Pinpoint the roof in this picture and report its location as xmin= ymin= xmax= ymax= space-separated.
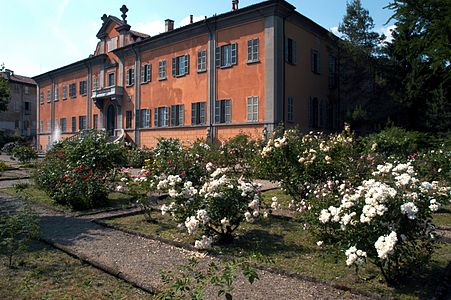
xmin=1 ymin=72 xmax=36 ymax=85
xmin=129 ymin=30 xmax=150 ymax=39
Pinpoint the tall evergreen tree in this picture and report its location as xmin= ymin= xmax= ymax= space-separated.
xmin=338 ymin=0 xmax=384 ymax=55
xmin=385 ymin=0 xmax=451 ymax=132
xmin=0 ymin=64 xmax=10 ymax=112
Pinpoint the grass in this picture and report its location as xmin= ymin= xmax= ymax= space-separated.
xmin=0 ymin=184 xmax=136 ymax=213
xmin=0 ymin=241 xmax=151 ymax=299
xmin=105 ymin=191 xmax=451 ymax=300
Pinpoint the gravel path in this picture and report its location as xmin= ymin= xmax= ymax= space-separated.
xmin=0 ymin=191 xmax=370 ymax=299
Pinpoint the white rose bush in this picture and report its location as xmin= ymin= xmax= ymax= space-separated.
xmin=157 ymin=164 xmax=264 ymax=248
xmin=259 ymin=126 xmax=450 ymax=283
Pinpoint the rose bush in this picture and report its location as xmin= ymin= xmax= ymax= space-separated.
xmin=34 ymin=130 xmax=127 ymax=210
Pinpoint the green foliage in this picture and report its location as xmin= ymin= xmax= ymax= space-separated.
xmin=385 ymin=0 xmax=451 ymax=132
xmin=338 ymin=0 xmax=384 ymax=55
xmin=156 ymin=257 xmax=259 ymax=300
xmin=0 ymin=205 xmax=40 ymax=267
xmin=34 ymin=130 xmax=127 ymax=210
xmin=0 ymin=64 xmax=10 ymax=112
xmin=361 ymin=127 xmax=429 ymax=158
xmin=10 ymin=144 xmax=37 ymax=163
xmin=0 ymin=160 xmax=8 ymax=174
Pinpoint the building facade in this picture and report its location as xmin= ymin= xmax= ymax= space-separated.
xmin=34 ymin=0 xmax=340 ymax=151
xmin=0 ymin=69 xmax=37 ymax=142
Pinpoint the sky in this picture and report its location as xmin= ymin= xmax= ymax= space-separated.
xmin=0 ymin=0 xmax=396 ymax=77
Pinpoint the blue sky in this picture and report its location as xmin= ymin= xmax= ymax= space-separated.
xmin=0 ymin=0 xmax=395 ymax=77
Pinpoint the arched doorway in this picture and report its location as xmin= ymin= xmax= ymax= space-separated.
xmin=106 ymin=104 xmax=116 ymax=136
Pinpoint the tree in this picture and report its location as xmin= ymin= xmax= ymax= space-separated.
xmin=338 ymin=0 xmax=384 ymax=56
xmin=385 ymin=0 xmax=451 ymax=132
xmin=0 ymin=64 xmax=10 ymax=112
xmin=337 ymin=1 xmax=396 ymax=132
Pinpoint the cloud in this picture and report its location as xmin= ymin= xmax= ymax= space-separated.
xmin=377 ymin=24 xmax=396 ymax=43
xmin=134 ymin=20 xmax=166 ymax=36
xmin=178 ymin=15 xmax=205 ymax=27
xmin=330 ymin=26 xmax=340 ymax=36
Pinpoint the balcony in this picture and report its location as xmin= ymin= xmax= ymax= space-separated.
xmin=92 ymin=86 xmax=124 ymax=109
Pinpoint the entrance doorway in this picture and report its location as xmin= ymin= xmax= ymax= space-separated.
xmin=106 ymin=104 xmax=116 ymax=136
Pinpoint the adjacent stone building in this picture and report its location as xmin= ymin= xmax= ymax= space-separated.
xmin=33 ymin=0 xmax=340 ymax=151
xmin=0 ymin=69 xmax=37 ymax=143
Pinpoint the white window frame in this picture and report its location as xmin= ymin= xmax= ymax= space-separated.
xmin=107 ymin=72 xmax=115 ymax=87
xmin=172 ymin=54 xmax=190 ymax=77
xmin=216 ymin=43 xmax=238 ymax=68
xmin=154 ymin=107 xmax=169 ymax=127
xmin=126 ymin=67 xmax=135 ymax=86
xmin=62 ymin=86 xmax=67 ymax=100
xmin=141 ymin=64 xmax=152 ymax=83
xmin=54 ymin=86 xmax=58 ymax=101
xmin=69 ymin=83 xmax=76 ymax=98
xmin=191 ymin=102 xmax=206 ymax=125
xmin=170 ymin=104 xmax=184 ymax=127
xmin=247 ymin=38 xmax=259 ymax=63
xmin=197 ymin=50 xmax=207 ymax=72
xmin=215 ymin=99 xmax=232 ymax=124
xmin=158 ymin=60 xmax=167 ymax=80
xmin=246 ymin=96 xmax=259 ymax=122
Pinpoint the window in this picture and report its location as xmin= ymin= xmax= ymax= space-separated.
xmin=40 ymin=92 xmax=44 ymax=104
xmin=141 ymin=64 xmax=152 ymax=83
xmin=285 ymin=37 xmax=297 ymax=64
xmin=172 ymin=55 xmax=190 ymax=77
xmin=24 ymin=86 xmax=29 ymax=95
xmin=247 ymin=38 xmax=259 ymax=63
xmin=171 ymin=104 xmax=184 ymax=127
xmin=93 ymin=77 xmax=98 ymax=91
xmin=107 ymin=72 xmax=115 ymax=87
xmin=140 ymin=109 xmax=151 ymax=128
xmin=107 ymin=37 xmax=118 ymax=52
xmin=60 ymin=118 xmax=67 ymax=132
xmin=79 ymin=81 xmax=87 ymax=96
xmin=287 ymin=97 xmax=294 ymax=122
xmin=24 ymin=102 xmax=30 ymax=115
xmin=215 ymin=99 xmax=231 ymax=124
xmin=328 ymin=55 xmax=337 ymax=89
xmin=311 ymin=49 xmax=320 ymax=74
xmin=79 ymin=116 xmax=86 ymax=130
xmin=125 ymin=110 xmax=133 ymax=129
xmin=197 ymin=50 xmax=207 ymax=72
xmin=71 ymin=117 xmax=76 ymax=132
xmin=309 ymin=97 xmax=319 ymax=128
xmin=158 ymin=60 xmax=167 ymax=80
xmin=69 ymin=83 xmax=76 ymax=98
xmin=246 ymin=96 xmax=259 ymax=122
xmin=126 ymin=67 xmax=135 ymax=86
xmin=154 ymin=107 xmax=169 ymax=127
xmin=47 ymin=89 xmax=51 ymax=102
xmin=62 ymin=86 xmax=67 ymax=99
xmin=54 ymin=86 xmax=58 ymax=101
xmin=191 ymin=102 xmax=206 ymax=125
xmin=39 ymin=121 xmax=44 ymax=133
xmin=47 ymin=120 xmax=51 ymax=133
xmin=93 ymin=114 xmax=98 ymax=129
xmin=216 ymin=43 xmax=238 ymax=68
xmin=15 ymin=120 xmax=19 ymax=129
xmin=23 ymin=120 xmax=29 ymax=130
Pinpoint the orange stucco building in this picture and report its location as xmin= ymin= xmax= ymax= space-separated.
xmin=34 ymin=0 xmax=340 ymax=151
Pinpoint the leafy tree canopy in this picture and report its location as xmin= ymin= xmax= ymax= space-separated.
xmin=0 ymin=64 xmax=10 ymax=112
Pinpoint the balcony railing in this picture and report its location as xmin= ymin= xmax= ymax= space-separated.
xmin=92 ymin=86 xmax=124 ymax=108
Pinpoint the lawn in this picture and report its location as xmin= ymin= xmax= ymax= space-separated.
xmin=0 ymin=241 xmax=151 ymax=299
xmin=104 ymin=190 xmax=451 ymax=300
xmin=0 ymin=184 xmax=136 ymax=213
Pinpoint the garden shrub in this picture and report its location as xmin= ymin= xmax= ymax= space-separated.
xmin=10 ymin=144 xmax=37 ymax=163
xmin=361 ymin=127 xmax=431 ymax=158
xmin=0 ymin=205 xmax=40 ymax=267
xmin=34 ymin=130 xmax=127 ymax=210
xmin=308 ymin=160 xmax=450 ymax=283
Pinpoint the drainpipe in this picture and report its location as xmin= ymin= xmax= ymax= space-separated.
xmin=132 ymin=46 xmax=141 ymax=146
xmin=206 ymin=17 xmax=217 ymax=142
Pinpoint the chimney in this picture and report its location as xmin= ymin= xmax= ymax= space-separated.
xmin=5 ymin=69 xmax=13 ymax=79
xmin=232 ymin=0 xmax=239 ymax=11
xmin=165 ymin=19 xmax=174 ymax=32
xmin=190 ymin=15 xmax=193 ymax=24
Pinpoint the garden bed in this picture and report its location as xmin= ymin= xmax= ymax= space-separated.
xmin=0 ymin=185 xmax=137 ymax=215
xmin=0 ymin=241 xmax=151 ymax=299
xmin=102 ymin=190 xmax=451 ymax=300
